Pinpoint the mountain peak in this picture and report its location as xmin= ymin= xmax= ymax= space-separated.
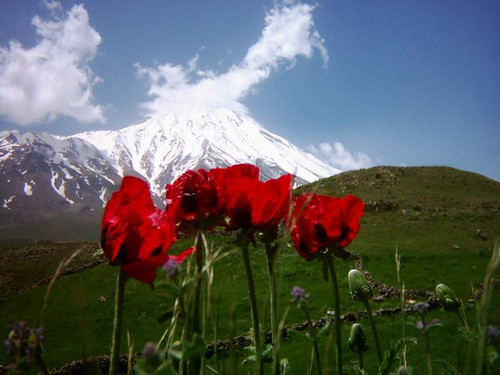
xmin=74 ymin=109 xmax=338 ymax=196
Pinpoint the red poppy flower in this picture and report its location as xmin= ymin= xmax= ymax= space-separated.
xmin=291 ymin=194 xmax=364 ymax=260
xmin=209 ymin=164 xmax=292 ymax=233
xmin=101 ymin=176 xmax=178 ymax=283
xmin=165 ymin=169 xmax=218 ymax=230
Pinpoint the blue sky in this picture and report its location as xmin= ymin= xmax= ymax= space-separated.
xmin=0 ymin=1 xmax=499 ymax=180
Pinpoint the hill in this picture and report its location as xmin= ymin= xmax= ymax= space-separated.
xmin=1 ymin=165 xmax=498 ymax=243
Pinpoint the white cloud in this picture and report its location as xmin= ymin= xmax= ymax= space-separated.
xmin=309 ymin=142 xmax=373 ymax=171
xmin=43 ymin=1 xmax=63 ymax=16
xmin=0 ymin=3 xmax=105 ymax=125
xmin=136 ymin=1 xmax=328 ymax=117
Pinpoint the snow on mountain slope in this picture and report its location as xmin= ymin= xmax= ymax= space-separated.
xmin=1 ymin=109 xmax=338 ymax=226
xmin=74 ymin=109 xmax=339 ymax=196
xmin=0 ymin=129 xmax=121 ymax=222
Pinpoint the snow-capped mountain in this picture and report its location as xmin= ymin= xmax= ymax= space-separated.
xmin=0 ymin=130 xmax=121 ymax=225
xmin=0 ymin=109 xmax=338 ymax=226
xmin=74 ymin=109 xmax=338 ymax=196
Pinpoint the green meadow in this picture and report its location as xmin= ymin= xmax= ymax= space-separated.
xmin=1 ymin=166 xmax=499 ymax=374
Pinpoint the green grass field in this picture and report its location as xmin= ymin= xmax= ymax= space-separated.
xmin=1 ymin=166 xmax=499 ymax=374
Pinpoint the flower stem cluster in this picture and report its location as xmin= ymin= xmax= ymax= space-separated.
xmin=99 ymin=163 xmax=365 ymax=375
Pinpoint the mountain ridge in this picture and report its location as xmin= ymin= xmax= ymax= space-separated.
xmin=0 ymin=109 xmax=337 ymax=227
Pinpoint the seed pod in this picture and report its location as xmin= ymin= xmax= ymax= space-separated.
xmin=348 ymin=323 xmax=368 ymax=354
xmin=435 ymin=283 xmax=461 ymax=312
xmin=348 ymin=269 xmax=373 ymax=302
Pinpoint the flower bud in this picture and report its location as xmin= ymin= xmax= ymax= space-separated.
xmin=348 ymin=269 xmax=373 ymax=302
xmin=291 ymin=286 xmax=309 ymax=304
xmin=348 ymin=323 xmax=368 ymax=354
xmin=435 ymin=283 xmax=461 ymax=312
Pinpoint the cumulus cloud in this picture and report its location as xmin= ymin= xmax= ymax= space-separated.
xmin=0 ymin=2 xmax=105 ymax=125
xmin=136 ymin=1 xmax=328 ymax=116
xmin=309 ymin=142 xmax=373 ymax=171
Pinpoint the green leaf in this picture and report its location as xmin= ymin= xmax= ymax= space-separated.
xmin=432 ymin=359 xmax=461 ymax=375
xmin=317 ymin=320 xmax=332 ymax=339
xmin=378 ymin=337 xmax=417 ymax=375
xmin=262 ymin=344 xmax=273 ymax=363
xmin=167 ymin=335 xmax=206 ymax=362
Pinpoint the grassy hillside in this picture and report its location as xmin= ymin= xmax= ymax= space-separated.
xmin=1 ymin=166 xmax=499 ymax=373
xmin=0 ymin=212 xmax=102 ymax=243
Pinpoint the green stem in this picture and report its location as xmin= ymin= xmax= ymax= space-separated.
xmin=364 ymin=300 xmax=383 ymax=365
xmin=304 ymin=307 xmax=322 ymax=375
xmin=265 ymin=244 xmax=279 ymax=375
xmin=35 ymin=349 xmax=49 ymax=375
xmin=241 ymin=234 xmax=263 ymax=375
xmin=401 ymin=283 xmax=407 ymax=367
xmin=358 ymin=351 xmax=364 ymax=370
xmin=324 ymin=254 xmax=343 ymax=375
xmin=109 ymin=268 xmax=127 ymax=375
xmin=475 ymin=244 xmax=499 ymax=375
xmin=191 ymin=231 xmax=203 ymax=375
xmin=456 ymin=309 xmax=470 ymax=332
xmin=193 ymin=230 xmax=203 ymax=334
xmin=421 ymin=318 xmax=433 ymax=375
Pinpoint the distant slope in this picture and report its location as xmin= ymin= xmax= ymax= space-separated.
xmin=298 ymin=166 xmax=500 ymax=252
xmin=297 ymin=166 xmax=500 ymax=216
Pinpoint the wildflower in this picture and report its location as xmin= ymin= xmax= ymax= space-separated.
xmin=413 ymin=302 xmax=429 ymax=316
xmin=291 ymin=286 xmax=309 ymax=304
xmin=4 ymin=322 xmax=44 ymax=363
xmin=141 ymin=341 xmax=161 ymax=368
xmin=101 ymin=176 xmax=178 ymax=283
xmin=163 ymin=258 xmax=180 ymax=279
xmin=166 ymin=169 xmax=220 ymax=230
xmin=290 ymin=194 xmax=364 ymax=260
xmin=162 ymin=247 xmax=195 ymax=280
xmin=209 ymin=164 xmax=292 ymax=237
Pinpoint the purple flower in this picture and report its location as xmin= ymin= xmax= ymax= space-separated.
xmin=4 ymin=321 xmax=44 ymax=363
xmin=416 ymin=321 xmax=425 ymax=331
xmin=413 ymin=302 xmax=429 ymax=316
xmin=163 ymin=258 xmax=181 ymax=279
xmin=292 ymin=286 xmax=309 ymax=304
xmin=142 ymin=341 xmax=161 ymax=367
xmin=142 ymin=341 xmax=158 ymax=358
xmin=4 ymin=339 xmax=13 ymax=356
